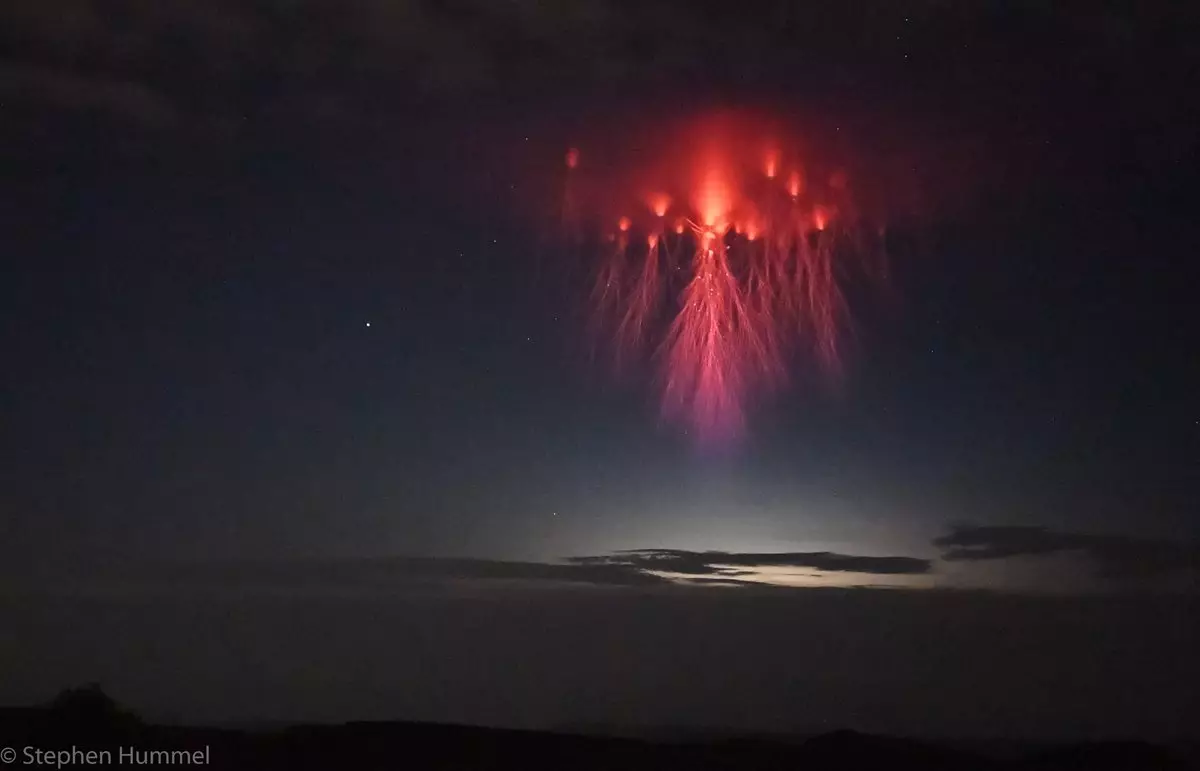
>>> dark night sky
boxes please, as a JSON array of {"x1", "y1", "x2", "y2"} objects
[{"x1": 1, "y1": 0, "x2": 1198, "y2": 738}]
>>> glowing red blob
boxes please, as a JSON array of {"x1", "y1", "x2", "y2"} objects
[
  {"x1": 813, "y1": 205, "x2": 831, "y2": 231},
  {"x1": 693, "y1": 151, "x2": 735, "y2": 228},
  {"x1": 787, "y1": 170, "x2": 803, "y2": 198}
]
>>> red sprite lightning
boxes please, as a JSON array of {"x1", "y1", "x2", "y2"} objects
[{"x1": 560, "y1": 112, "x2": 884, "y2": 448}]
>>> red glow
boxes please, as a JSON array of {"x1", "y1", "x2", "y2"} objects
[
  {"x1": 787, "y1": 170, "x2": 803, "y2": 198},
  {"x1": 764, "y1": 150, "x2": 779, "y2": 179},
  {"x1": 559, "y1": 111, "x2": 883, "y2": 448},
  {"x1": 694, "y1": 160, "x2": 734, "y2": 228},
  {"x1": 566, "y1": 147, "x2": 579, "y2": 169},
  {"x1": 813, "y1": 205, "x2": 830, "y2": 231}
]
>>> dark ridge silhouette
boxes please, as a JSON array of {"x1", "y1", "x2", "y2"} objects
[
  {"x1": 799, "y1": 728, "x2": 993, "y2": 770},
  {"x1": 1020, "y1": 740, "x2": 1192, "y2": 771},
  {"x1": 1, "y1": 688, "x2": 1193, "y2": 771}
]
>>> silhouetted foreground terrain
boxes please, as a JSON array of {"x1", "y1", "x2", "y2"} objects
[{"x1": 0, "y1": 687, "x2": 1194, "y2": 770}]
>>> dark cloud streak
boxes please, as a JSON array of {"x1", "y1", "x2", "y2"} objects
[
  {"x1": 0, "y1": 63, "x2": 177, "y2": 127},
  {"x1": 1, "y1": 555, "x2": 670, "y2": 595},
  {"x1": 570, "y1": 548, "x2": 933, "y2": 576},
  {"x1": 935, "y1": 525, "x2": 1200, "y2": 580},
  {"x1": 3, "y1": 547, "x2": 934, "y2": 597}
]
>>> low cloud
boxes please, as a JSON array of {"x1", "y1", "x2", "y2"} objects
[
  {"x1": 4, "y1": 547, "x2": 934, "y2": 597},
  {"x1": 13, "y1": 534, "x2": 1193, "y2": 599},
  {"x1": 934, "y1": 525, "x2": 1200, "y2": 580},
  {"x1": 2, "y1": 555, "x2": 671, "y2": 596},
  {"x1": 569, "y1": 548, "x2": 933, "y2": 577}
]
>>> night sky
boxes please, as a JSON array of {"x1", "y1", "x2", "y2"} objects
[{"x1": 2, "y1": 0, "x2": 1198, "y2": 739}]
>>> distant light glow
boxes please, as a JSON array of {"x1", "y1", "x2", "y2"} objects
[{"x1": 644, "y1": 566, "x2": 936, "y2": 590}]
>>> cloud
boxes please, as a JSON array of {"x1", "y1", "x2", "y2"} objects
[
  {"x1": 569, "y1": 548, "x2": 933, "y2": 577},
  {"x1": 0, "y1": 63, "x2": 177, "y2": 127},
  {"x1": 934, "y1": 525, "x2": 1200, "y2": 580},
  {"x1": 2, "y1": 0, "x2": 1193, "y2": 135},
  {"x1": 7, "y1": 535, "x2": 1193, "y2": 600},
  {"x1": 3, "y1": 547, "x2": 935, "y2": 598},
  {"x1": 1, "y1": 554, "x2": 673, "y2": 596},
  {"x1": 0, "y1": 0, "x2": 642, "y2": 127}
]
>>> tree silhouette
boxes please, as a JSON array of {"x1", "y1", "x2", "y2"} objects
[{"x1": 44, "y1": 683, "x2": 140, "y2": 742}]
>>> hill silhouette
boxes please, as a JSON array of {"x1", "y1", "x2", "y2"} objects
[{"x1": 0, "y1": 687, "x2": 1192, "y2": 770}]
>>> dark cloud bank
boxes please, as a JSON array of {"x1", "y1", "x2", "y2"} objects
[
  {"x1": 937, "y1": 525, "x2": 1200, "y2": 580},
  {"x1": 5, "y1": 526, "x2": 1196, "y2": 596},
  {"x1": 1, "y1": 549, "x2": 921, "y2": 597},
  {"x1": 2, "y1": 1, "x2": 1195, "y2": 134}
]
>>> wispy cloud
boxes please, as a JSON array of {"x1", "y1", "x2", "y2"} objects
[
  {"x1": 3, "y1": 546, "x2": 937, "y2": 597},
  {"x1": 9, "y1": 534, "x2": 1193, "y2": 599},
  {"x1": 0, "y1": 0, "x2": 651, "y2": 128},
  {"x1": 3, "y1": 0, "x2": 1190, "y2": 134},
  {"x1": 0, "y1": 63, "x2": 177, "y2": 126},
  {"x1": 1, "y1": 555, "x2": 670, "y2": 596},
  {"x1": 570, "y1": 548, "x2": 933, "y2": 577},
  {"x1": 934, "y1": 525, "x2": 1200, "y2": 580}
]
